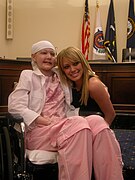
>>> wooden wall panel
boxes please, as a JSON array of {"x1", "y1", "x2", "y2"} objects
[
  {"x1": 0, "y1": 60, "x2": 31, "y2": 114},
  {"x1": 0, "y1": 60, "x2": 135, "y2": 114},
  {"x1": 110, "y1": 75, "x2": 135, "y2": 104},
  {"x1": 1, "y1": 76, "x2": 18, "y2": 105},
  {"x1": 90, "y1": 62, "x2": 135, "y2": 113}
]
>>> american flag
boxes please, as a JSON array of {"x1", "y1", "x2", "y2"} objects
[{"x1": 81, "y1": 0, "x2": 90, "y2": 60}]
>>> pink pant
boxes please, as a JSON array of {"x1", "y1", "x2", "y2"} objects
[
  {"x1": 56, "y1": 115, "x2": 123, "y2": 180},
  {"x1": 86, "y1": 115, "x2": 123, "y2": 180},
  {"x1": 26, "y1": 115, "x2": 123, "y2": 180},
  {"x1": 58, "y1": 128, "x2": 92, "y2": 180}
]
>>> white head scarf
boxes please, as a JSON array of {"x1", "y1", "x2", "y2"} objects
[
  {"x1": 31, "y1": 40, "x2": 55, "y2": 54},
  {"x1": 31, "y1": 40, "x2": 56, "y2": 70}
]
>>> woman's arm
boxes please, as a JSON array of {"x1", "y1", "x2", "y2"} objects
[{"x1": 88, "y1": 77, "x2": 116, "y2": 126}]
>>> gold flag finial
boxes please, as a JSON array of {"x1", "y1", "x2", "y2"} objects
[{"x1": 96, "y1": 0, "x2": 99, "y2": 8}]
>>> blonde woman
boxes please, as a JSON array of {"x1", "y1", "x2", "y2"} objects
[
  {"x1": 57, "y1": 46, "x2": 124, "y2": 180},
  {"x1": 57, "y1": 46, "x2": 115, "y2": 125}
]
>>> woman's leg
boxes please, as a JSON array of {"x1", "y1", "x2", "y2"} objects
[
  {"x1": 93, "y1": 129, "x2": 123, "y2": 180},
  {"x1": 86, "y1": 115, "x2": 123, "y2": 180},
  {"x1": 57, "y1": 128, "x2": 92, "y2": 180}
]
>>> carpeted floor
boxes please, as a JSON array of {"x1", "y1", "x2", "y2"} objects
[{"x1": 114, "y1": 129, "x2": 135, "y2": 180}]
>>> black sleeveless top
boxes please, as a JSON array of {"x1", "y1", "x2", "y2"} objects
[{"x1": 71, "y1": 88, "x2": 103, "y2": 117}]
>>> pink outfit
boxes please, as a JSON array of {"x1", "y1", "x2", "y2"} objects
[{"x1": 26, "y1": 75, "x2": 123, "y2": 180}]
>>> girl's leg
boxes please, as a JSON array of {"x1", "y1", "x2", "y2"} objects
[
  {"x1": 86, "y1": 115, "x2": 123, "y2": 180},
  {"x1": 57, "y1": 128, "x2": 92, "y2": 180}
]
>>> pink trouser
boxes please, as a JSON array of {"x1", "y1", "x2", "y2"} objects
[
  {"x1": 56, "y1": 115, "x2": 123, "y2": 180},
  {"x1": 26, "y1": 115, "x2": 123, "y2": 180},
  {"x1": 57, "y1": 129, "x2": 93, "y2": 180},
  {"x1": 86, "y1": 116, "x2": 123, "y2": 180}
]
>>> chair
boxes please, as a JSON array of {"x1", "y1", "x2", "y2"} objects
[{"x1": 122, "y1": 48, "x2": 135, "y2": 62}]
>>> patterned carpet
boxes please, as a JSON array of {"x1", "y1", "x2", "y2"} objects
[{"x1": 114, "y1": 129, "x2": 135, "y2": 179}]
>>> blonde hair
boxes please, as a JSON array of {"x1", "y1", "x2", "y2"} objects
[{"x1": 57, "y1": 46, "x2": 97, "y2": 105}]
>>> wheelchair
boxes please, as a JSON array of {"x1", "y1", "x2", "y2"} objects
[{"x1": 0, "y1": 114, "x2": 58, "y2": 180}]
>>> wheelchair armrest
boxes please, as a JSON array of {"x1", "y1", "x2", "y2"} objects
[
  {"x1": 6, "y1": 113, "x2": 24, "y2": 124},
  {"x1": 6, "y1": 113, "x2": 25, "y2": 133}
]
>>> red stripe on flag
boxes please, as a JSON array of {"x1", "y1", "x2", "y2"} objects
[{"x1": 81, "y1": 0, "x2": 90, "y2": 60}]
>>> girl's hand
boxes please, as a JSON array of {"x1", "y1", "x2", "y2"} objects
[{"x1": 35, "y1": 116, "x2": 51, "y2": 126}]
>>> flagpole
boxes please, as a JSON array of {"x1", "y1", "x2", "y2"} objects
[
  {"x1": 106, "y1": 46, "x2": 116, "y2": 63},
  {"x1": 129, "y1": 48, "x2": 132, "y2": 62}
]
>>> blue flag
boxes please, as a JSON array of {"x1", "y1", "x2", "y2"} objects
[
  {"x1": 127, "y1": 0, "x2": 135, "y2": 48},
  {"x1": 104, "y1": 0, "x2": 117, "y2": 62}
]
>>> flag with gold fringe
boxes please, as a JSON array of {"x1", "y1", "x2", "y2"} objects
[
  {"x1": 104, "y1": 0, "x2": 117, "y2": 62},
  {"x1": 81, "y1": 0, "x2": 90, "y2": 60},
  {"x1": 92, "y1": 2, "x2": 106, "y2": 60},
  {"x1": 127, "y1": 0, "x2": 135, "y2": 48}
]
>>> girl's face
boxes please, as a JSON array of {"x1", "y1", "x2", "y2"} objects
[
  {"x1": 32, "y1": 48, "x2": 56, "y2": 75},
  {"x1": 62, "y1": 58, "x2": 83, "y2": 82}
]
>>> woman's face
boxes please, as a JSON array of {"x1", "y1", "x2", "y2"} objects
[
  {"x1": 32, "y1": 48, "x2": 56, "y2": 75},
  {"x1": 62, "y1": 58, "x2": 84, "y2": 82}
]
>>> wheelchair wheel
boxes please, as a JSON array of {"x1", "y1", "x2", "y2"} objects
[
  {"x1": 0, "y1": 134, "x2": 5, "y2": 180},
  {"x1": 3, "y1": 126, "x2": 14, "y2": 180}
]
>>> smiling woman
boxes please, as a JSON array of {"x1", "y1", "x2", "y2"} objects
[{"x1": 57, "y1": 46, "x2": 116, "y2": 125}]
